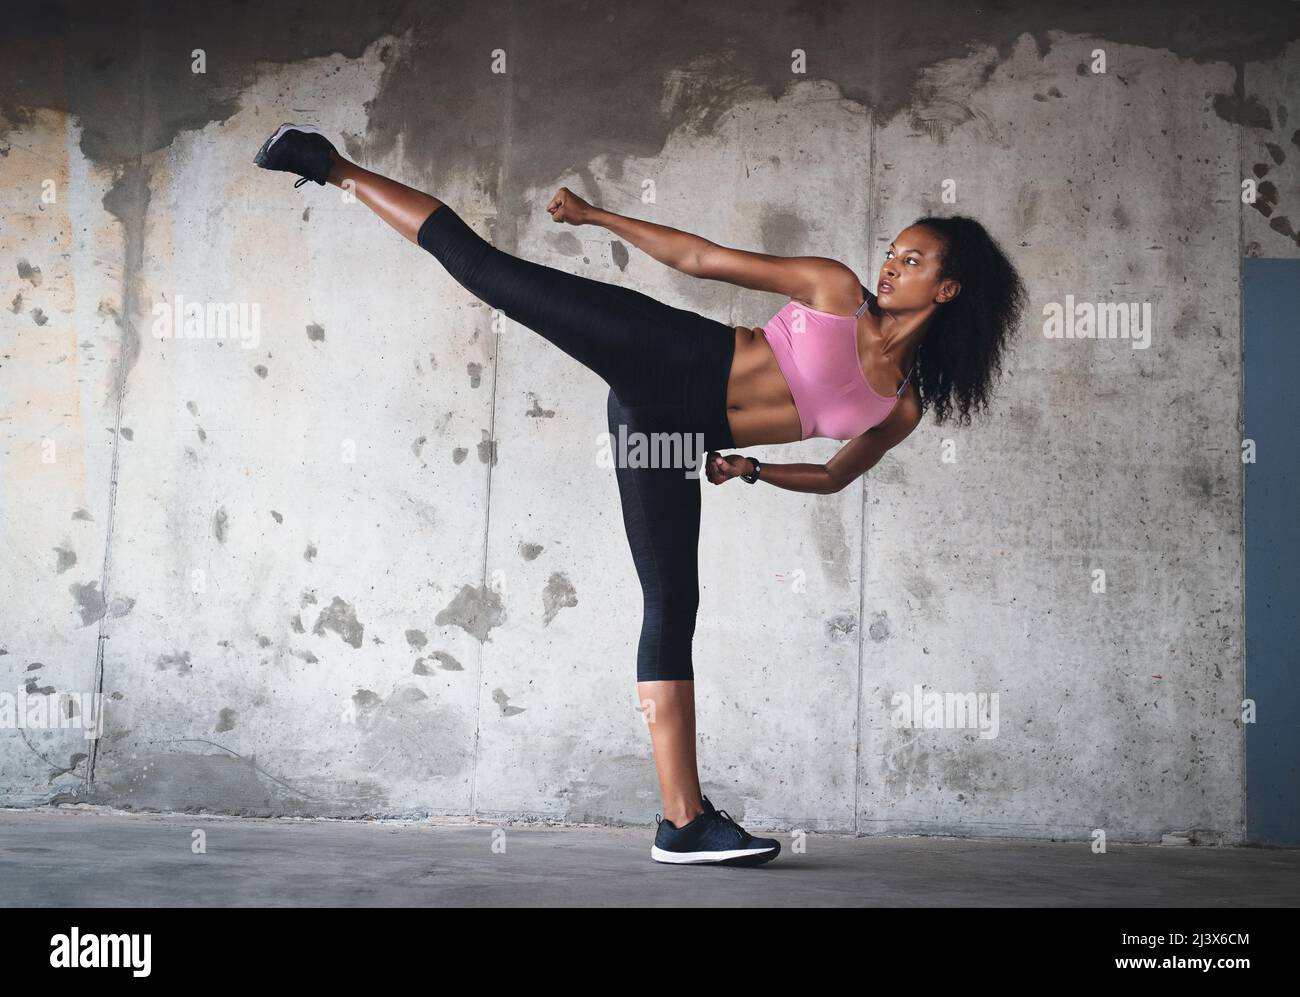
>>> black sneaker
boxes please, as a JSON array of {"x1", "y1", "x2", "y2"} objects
[
  {"x1": 650, "y1": 795, "x2": 781, "y2": 866},
  {"x1": 253, "y1": 123, "x2": 337, "y2": 188}
]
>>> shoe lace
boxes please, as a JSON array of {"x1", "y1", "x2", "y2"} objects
[
  {"x1": 293, "y1": 177, "x2": 310, "y2": 188},
  {"x1": 711, "y1": 807, "x2": 748, "y2": 838}
]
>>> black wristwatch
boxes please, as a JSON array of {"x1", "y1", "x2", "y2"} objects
[{"x1": 740, "y1": 456, "x2": 762, "y2": 483}]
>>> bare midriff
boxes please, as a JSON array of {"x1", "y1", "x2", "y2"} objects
[{"x1": 724, "y1": 325, "x2": 805, "y2": 448}]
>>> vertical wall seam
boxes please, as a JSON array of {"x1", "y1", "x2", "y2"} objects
[
  {"x1": 853, "y1": 100, "x2": 877, "y2": 838},
  {"x1": 467, "y1": 9, "x2": 518, "y2": 821},
  {"x1": 83, "y1": 153, "x2": 142, "y2": 795},
  {"x1": 1236, "y1": 71, "x2": 1247, "y2": 843}
]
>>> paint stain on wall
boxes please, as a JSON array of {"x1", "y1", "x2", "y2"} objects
[
  {"x1": 68, "y1": 581, "x2": 106, "y2": 626},
  {"x1": 547, "y1": 231, "x2": 583, "y2": 256},
  {"x1": 811, "y1": 500, "x2": 851, "y2": 590},
  {"x1": 828, "y1": 614, "x2": 858, "y2": 640},
  {"x1": 312, "y1": 596, "x2": 365, "y2": 649},
  {"x1": 477, "y1": 433, "x2": 497, "y2": 466},
  {"x1": 541, "y1": 571, "x2": 577, "y2": 625},
  {"x1": 492, "y1": 687, "x2": 525, "y2": 716},
  {"x1": 413, "y1": 650, "x2": 464, "y2": 674},
  {"x1": 432, "y1": 650, "x2": 464, "y2": 671},
  {"x1": 155, "y1": 650, "x2": 193, "y2": 673},
  {"x1": 434, "y1": 583, "x2": 505, "y2": 642},
  {"x1": 16, "y1": 259, "x2": 42, "y2": 286},
  {"x1": 353, "y1": 685, "x2": 473, "y2": 786},
  {"x1": 867, "y1": 611, "x2": 891, "y2": 642},
  {"x1": 525, "y1": 394, "x2": 555, "y2": 418}
]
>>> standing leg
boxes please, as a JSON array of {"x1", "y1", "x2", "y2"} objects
[
  {"x1": 317, "y1": 142, "x2": 718, "y2": 828},
  {"x1": 639, "y1": 681, "x2": 705, "y2": 829},
  {"x1": 608, "y1": 390, "x2": 707, "y2": 828}
]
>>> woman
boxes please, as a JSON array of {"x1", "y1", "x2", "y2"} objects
[{"x1": 254, "y1": 123, "x2": 1026, "y2": 866}]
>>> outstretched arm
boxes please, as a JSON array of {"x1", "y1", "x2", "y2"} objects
[
  {"x1": 590, "y1": 206, "x2": 710, "y2": 274},
  {"x1": 548, "y1": 187, "x2": 857, "y2": 303}
]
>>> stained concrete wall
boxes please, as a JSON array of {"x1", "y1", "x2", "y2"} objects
[{"x1": 1, "y1": 1, "x2": 1297, "y2": 840}]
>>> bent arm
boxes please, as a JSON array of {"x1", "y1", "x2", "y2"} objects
[
  {"x1": 748, "y1": 392, "x2": 923, "y2": 494},
  {"x1": 740, "y1": 461, "x2": 837, "y2": 494}
]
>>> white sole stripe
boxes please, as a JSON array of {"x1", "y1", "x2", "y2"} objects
[
  {"x1": 266, "y1": 122, "x2": 327, "y2": 147},
  {"x1": 650, "y1": 844, "x2": 777, "y2": 864}
]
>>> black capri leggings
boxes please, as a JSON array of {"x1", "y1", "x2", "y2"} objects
[{"x1": 416, "y1": 205, "x2": 737, "y2": 682}]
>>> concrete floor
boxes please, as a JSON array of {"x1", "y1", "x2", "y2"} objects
[{"x1": 1, "y1": 807, "x2": 1295, "y2": 907}]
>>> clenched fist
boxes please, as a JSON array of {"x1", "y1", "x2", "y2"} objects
[
  {"x1": 705, "y1": 452, "x2": 753, "y2": 485},
  {"x1": 546, "y1": 186, "x2": 593, "y2": 225}
]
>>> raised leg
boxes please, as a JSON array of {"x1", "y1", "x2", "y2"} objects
[
  {"x1": 326, "y1": 150, "x2": 702, "y2": 405},
  {"x1": 325, "y1": 152, "x2": 442, "y2": 244}
]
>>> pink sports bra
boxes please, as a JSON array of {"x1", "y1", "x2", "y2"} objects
[{"x1": 762, "y1": 287, "x2": 916, "y2": 441}]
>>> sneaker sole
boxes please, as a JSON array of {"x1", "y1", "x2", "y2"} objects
[
  {"x1": 253, "y1": 122, "x2": 329, "y2": 167},
  {"x1": 650, "y1": 844, "x2": 780, "y2": 866}
]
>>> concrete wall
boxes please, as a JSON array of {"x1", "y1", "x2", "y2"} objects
[{"x1": 2, "y1": 1, "x2": 1297, "y2": 840}]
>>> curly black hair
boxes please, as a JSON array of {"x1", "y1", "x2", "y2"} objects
[{"x1": 906, "y1": 215, "x2": 1026, "y2": 426}]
